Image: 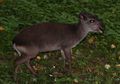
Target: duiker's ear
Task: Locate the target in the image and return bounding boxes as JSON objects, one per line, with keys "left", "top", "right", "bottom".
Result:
{"left": 79, "top": 12, "right": 87, "bottom": 20}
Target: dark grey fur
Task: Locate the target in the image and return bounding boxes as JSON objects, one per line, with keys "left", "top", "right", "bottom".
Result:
{"left": 13, "top": 12, "right": 103, "bottom": 80}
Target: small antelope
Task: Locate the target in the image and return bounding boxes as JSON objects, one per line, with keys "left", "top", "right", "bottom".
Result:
{"left": 13, "top": 12, "right": 103, "bottom": 80}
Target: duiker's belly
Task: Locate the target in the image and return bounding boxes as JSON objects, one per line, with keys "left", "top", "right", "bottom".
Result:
{"left": 38, "top": 43, "right": 61, "bottom": 52}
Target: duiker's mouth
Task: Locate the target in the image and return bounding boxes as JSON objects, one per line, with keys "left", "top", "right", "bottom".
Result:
{"left": 97, "top": 25, "right": 103, "bottom": 33}
{"left": 99, "top": 29, "right": 103, "bottom": 33}
{"left": 99, "top": 21, "right": 104, "bottom": 33}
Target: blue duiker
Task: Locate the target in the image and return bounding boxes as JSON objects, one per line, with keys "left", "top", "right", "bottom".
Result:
{"left": 13, "top": 12, "right": 103, "bottom": 79}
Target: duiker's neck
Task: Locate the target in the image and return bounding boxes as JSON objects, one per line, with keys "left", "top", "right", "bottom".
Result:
{"left": 76, "top": 22, "right": 89, "bottom": 41}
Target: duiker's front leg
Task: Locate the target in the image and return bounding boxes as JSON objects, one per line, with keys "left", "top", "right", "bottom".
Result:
{"left": 61, "top": 48, "right": 72, "bottom": 73}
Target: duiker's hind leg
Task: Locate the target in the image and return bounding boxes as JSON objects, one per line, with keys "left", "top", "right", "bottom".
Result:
{"left": 14, "top": 53, "right": 38, "bottom": 81}
{"left": 25, "top": 60, "right": 37, "bottom": 75}
{"left": 15, "top": 56, "right": 37, "bottom": 75}
{"left": 14, "top": 54, "right": 30, "bottom": 80}
{"left": 13, "top": 46, "right": 39, "bottom": 81}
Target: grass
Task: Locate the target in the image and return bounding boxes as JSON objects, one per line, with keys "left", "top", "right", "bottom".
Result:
{"left": 0, "top": 0, "right": 120, "bottom": 83}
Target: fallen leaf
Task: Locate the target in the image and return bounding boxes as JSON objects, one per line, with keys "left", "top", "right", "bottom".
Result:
{"left": 52, "top": 71, "right": 63, "bottom": 77}
{"left": 88, "top": 36, "right": 95, "bottom": 44}
{"left": 0, "top": 0, "right": 4, "bottom": 4}
{"left": 116, "top": 64, "right": 120, "bottom": 68}
{"left": 33, "top": 65, "right": 38, "bottom": 71}
{"left": 119, "top": 56, "right": 120, "bottom": 60}
{"left": 0, "top": 26, "right": 5, "bottom": 31}
{"left": 35, "top": 64, "right": 45, "bottom": 71}
{"left": 112, "top": 72, "right": 117, "bottom": 77}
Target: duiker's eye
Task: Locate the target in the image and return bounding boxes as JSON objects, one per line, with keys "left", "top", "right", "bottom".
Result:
{"left": 89, "top": 19, "right": 95, "bottom": 23}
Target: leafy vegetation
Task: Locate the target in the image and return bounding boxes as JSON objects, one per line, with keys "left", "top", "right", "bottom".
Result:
{"left": 0, "top": 0, "right": 120, "bottom": 83}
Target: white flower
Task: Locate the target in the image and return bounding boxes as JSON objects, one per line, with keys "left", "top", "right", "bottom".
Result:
{"left": 36, "top": 56, "right": 41, "bottom": 60}
{"left": 32, "top": 78, "right": 37, "bottom": 82}
{"left": 111, "top": 44, "right": 116, "bottom": 49}
{"left": 73, "top": 78, "right": 79, "bottom": 83}
{"left": 49, "top": 74, "right": 53, "bottom": 77}
{"left": 43, "top": 54, "right": 48, "bottom": 59}
{"left": 54, "top": 78, "right": 57, "bottom": 82}
{"left": 105, "top": 64, "right": 111, "bottom": 69}
{"left": 53, "top": 65, "right": 56, "bottom": 69}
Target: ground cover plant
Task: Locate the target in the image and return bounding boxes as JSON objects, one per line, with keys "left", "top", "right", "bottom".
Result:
{"left": 0, "top": 0, "right": 120, "bottom": 84}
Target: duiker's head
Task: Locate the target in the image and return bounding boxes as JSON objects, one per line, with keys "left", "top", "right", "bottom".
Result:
{"left": 79, "top": 12, "right": 103, "bottom": 33}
